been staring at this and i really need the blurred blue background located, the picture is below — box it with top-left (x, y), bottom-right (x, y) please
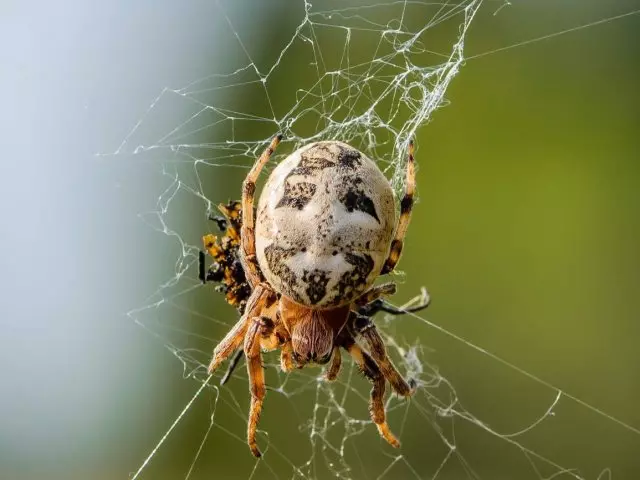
top-left (1, 1), bottom-right (639, 479)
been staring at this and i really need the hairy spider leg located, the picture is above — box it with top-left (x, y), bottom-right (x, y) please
top-left (207, 284), bottom-right (273, 375)
top-left (241, 134), bottom-right (282, 287)
top-left (349, 312), bottom-right (416, 397)
top-left (359, 294), bottom-right (430, 316)
top-left (324, 347), bottom-right (342, 381)
top-left (340, 335), bottom-right (400, 448)
top-left (220, 349), bottom-right (244, 385)
top-left (382, 140), bottom-right (415, 274)
top-left (280, 341), bottom-right (295, 372)
top-left (355, 282), bottom-right (397, 307)
top-left (221, 287), bottom-right (430, 385)
top-left (244, 317), bottom-right (267, 458)
top-left (245, 314), bottom-right (291, 457)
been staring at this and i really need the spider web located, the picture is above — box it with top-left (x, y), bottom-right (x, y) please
top-left (108, 1), bottom-right (640, 479)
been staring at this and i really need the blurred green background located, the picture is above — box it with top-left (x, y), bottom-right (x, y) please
top-left (1, 1), bottom-right (639, 479)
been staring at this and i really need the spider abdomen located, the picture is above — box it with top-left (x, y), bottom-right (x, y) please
top-left (256, 141), bottom-right (397, 307)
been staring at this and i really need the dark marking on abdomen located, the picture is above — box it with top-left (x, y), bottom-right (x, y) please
top-left (264, 244), bottom-right (301, 301)
top-left (293, 146), bottom-right (335, 176)
top-left (302, 269), bottom-right (330, 304)
top-left (340, 189), bottom-right (379, 222)
top-left (276, 181), bottom-right (317, 210)
top-left (330, 252), bottom-right (374, 305)
top-left (336, 145), bottom-right (362, 169)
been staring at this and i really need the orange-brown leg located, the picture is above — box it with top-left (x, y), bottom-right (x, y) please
top-left (343, 337), bottom-right (400, 448)
top-left (244, 317), bottom-right (267, 457)
top-left (382, 140), bottom-right (415, 275)
top-left (324, 347), bottom-right (342, 381)
top-left (207, 284), bottom-right (270, 375)
top-left (355, 283), bottom-right (397, 307)
top-left (220, 350), bottom-right (244, 385)
top-left (349, 313), bottom-right (416, 397)
top-left (280, 341), bottom-right (295, 372)
top-left (241, 135), bottom-right (282, 287)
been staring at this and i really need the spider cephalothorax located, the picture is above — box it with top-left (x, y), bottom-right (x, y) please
top-left (204, 136), bottom-right (425, 457)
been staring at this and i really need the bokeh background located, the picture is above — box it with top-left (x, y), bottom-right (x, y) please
top-left (1, 1), bottom-right (639, 479)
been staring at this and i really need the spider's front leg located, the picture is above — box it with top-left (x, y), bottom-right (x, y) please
top-left (349, 312), bottom-right (416, 397)
top-left (244, 316), bottom-right (269, 458)
top-left (280, 341), bottom-right (295, 373)
top-left (337, 333), bottom-right (400, 448)
top-left (357, 287), bottom-right (430, 317)
top-left (355, 282), bottom-right (397, 307)
top-left (324, 347), bottom-right (342, 381)
top-left (220, 349), bottom-right (244, 385)
top-left (207, 284), bottom-right (274, 375)
top-left (238, 302), bottom-right (285, 457)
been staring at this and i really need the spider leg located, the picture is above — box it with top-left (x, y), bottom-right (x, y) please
top-left (220, 349), bottom-right (244, 385)
top-left (207, 284), bottom-right (273, 375)
top-left (324, 347), bottom-right (342, 381)
top-left (376, 298), bottom-right (430, 315)
top-left (241, 134), bottom-right (282, 287)
top-left (280, 341), bottom-right (295, 372)
top-left (256, 315), bottom-right (294, 373)
top-left (340, 334), bottom-right (400, 448)
top-left (349, 312), bottom-right (416, 397)
top-left (357, 287), bottom-right (430, 317)
top-left (221, 309), bottom-right (289, 385)
top-left (244, 317), bottom-right (267, 458)
top-left (355, 282), bottom-right (396, 307)
top-left (382, 140), bottom-right (415, 275)
top-left (207, 314), bottom-right (251, 376)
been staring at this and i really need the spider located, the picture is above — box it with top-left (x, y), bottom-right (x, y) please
top-left (200, 201), bottom-right (430, 386)
top-left (204, 136), bottom-right (426, 457)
